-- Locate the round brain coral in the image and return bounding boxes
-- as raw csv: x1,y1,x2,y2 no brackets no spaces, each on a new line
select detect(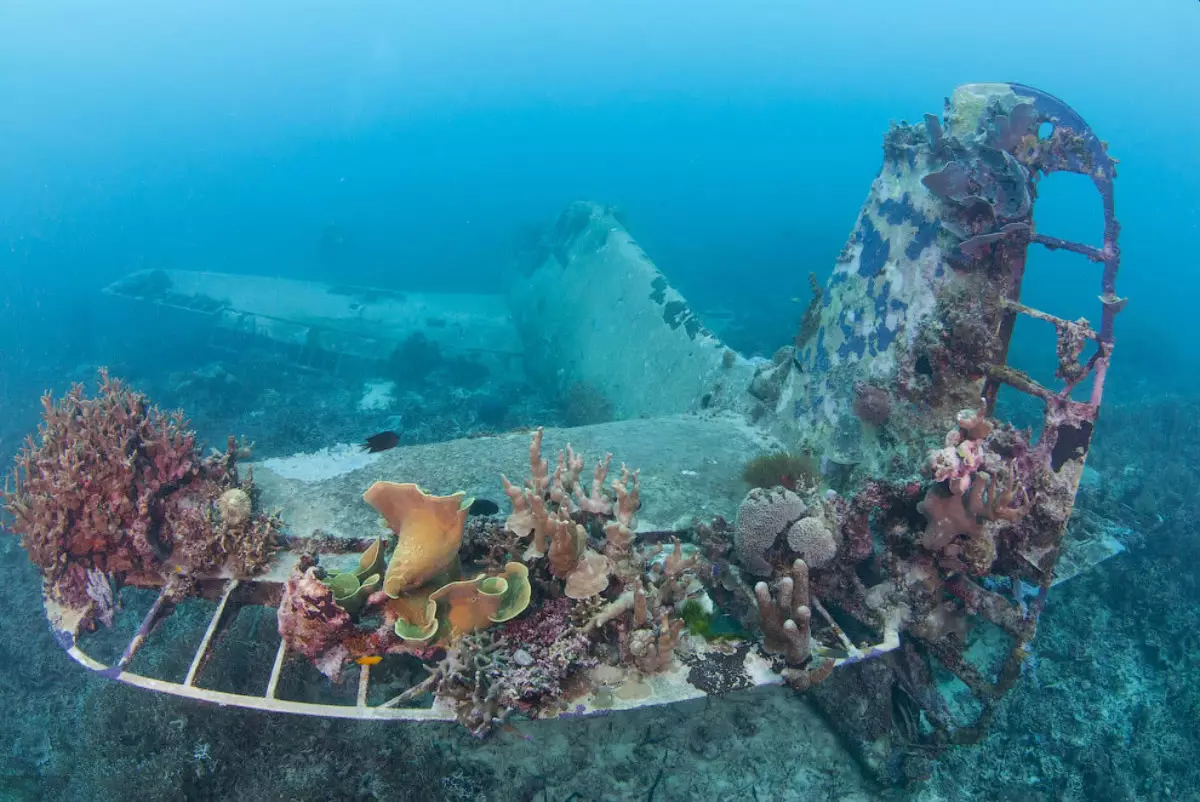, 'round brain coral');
785,516,837,568
734,487,807,576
